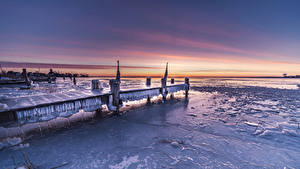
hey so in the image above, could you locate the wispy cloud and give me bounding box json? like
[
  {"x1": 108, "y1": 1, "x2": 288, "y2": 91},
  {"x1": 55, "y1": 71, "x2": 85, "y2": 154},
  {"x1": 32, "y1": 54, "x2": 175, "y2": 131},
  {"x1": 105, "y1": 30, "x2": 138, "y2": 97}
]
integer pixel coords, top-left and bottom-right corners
[{"x1": 0, "y1": 61, "x2": 161, "y2": 70}]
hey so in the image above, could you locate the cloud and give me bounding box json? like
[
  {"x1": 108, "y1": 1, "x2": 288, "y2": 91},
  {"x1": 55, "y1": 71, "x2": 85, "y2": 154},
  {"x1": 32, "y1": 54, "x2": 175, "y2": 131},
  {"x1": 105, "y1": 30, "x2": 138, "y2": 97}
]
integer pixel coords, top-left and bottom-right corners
[{"x1": 0, "y1": 61, "x2": 160, "y2": 70}]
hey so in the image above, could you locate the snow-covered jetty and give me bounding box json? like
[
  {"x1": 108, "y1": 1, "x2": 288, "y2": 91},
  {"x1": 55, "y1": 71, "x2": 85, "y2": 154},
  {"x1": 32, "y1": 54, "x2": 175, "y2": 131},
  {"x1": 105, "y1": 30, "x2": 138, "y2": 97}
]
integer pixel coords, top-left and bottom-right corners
[{"x1": 0, "y1": 62, "x2": 189, "y2": 125}]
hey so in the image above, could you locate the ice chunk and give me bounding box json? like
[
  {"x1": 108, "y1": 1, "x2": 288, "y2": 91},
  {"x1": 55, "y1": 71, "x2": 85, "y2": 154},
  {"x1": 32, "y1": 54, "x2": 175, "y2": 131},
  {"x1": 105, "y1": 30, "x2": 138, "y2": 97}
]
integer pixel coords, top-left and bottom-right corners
[
  {"x1": 171, "y1": 141, "x2": 180, "y2": 148},
  {"x1": 0, "y1": 103, "x2": 8, "y2": 110},
  {"x1": 245, "y1": 121, "x2": 259, "y2": 127},
  {"x1": 0, "y1": 137, "x2": 23, "y2": 150},
  {"x1": 109, "y1": 155, "x2": 139, "y2": 169}
]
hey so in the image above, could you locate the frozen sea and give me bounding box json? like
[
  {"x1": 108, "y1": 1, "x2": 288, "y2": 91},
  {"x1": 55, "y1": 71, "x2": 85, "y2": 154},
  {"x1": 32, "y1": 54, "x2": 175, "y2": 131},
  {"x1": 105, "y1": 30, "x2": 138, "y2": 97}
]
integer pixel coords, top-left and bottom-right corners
[{"x1": 0, "y1": 77, "x2": 300, "y2": 168}]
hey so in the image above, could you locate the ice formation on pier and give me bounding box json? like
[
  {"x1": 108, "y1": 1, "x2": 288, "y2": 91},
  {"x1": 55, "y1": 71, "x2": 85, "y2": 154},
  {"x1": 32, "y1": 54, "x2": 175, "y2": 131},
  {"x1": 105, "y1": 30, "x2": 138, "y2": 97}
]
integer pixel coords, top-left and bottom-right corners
[
  {"x1": 12, "y1": 82, "x2": 186, "y2": 124},
  {"x1": 120, "y1": 88, "x2": 161, "y2": 101},
  {"x1": 166, "y1": 84, "x2": 186, "y2": 93},
  {"x1": 81, "y1": 97, "x2": 103, "y2": 112},
  {"x1": 16, "y1": 97, "x2": 103, "y2": 124},
  {"x1": 120, "y1": 84, "x2": 186, "y2": 102}
]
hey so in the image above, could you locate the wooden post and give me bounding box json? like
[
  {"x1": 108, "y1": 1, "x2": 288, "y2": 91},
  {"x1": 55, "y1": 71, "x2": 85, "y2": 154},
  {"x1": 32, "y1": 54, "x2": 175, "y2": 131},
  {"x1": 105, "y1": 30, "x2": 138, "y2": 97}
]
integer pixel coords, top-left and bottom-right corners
[
  {"x1": 146, "y1": 76, "x2": 151, "y2": 104},
  {"x1": 161, "y1": 63, "x2": 168, "y2": 101},
  {"x1": 109, "y1": 79, "x2": 120, "y2": 111},
  {"x1": 185, "y1": 77, "x2": 190, "y2": 96},
  {"x1": 171, "y1": 78, "x2": 175, "y2": 84},
  {"x1": 116, "y1": 60, "x2": 120, "y2": 82},
  {"x1": 147, "y1": 95, "x2": 151, "y2": 105},
  {"x1": 73, "y1": 75, "x2": 76, "y2": 85},
  {"x1": 48, "y1": 68, "x2": 55, "y2": 83},
  {"x1": 146, "y1": 77, "x2": 151, "y2": 86},
  {"x1": 91, "y1": 80, "x2": 100, "y2": 90},
  {"x1": 22, "y1": 68, "x2": 30, "y2": 86},
  {"x1": 108, "y1": 61, "x2": 121, "y2": 112},
  {"x1": 161, "y1": 77, "x2": 167, "y2": 100}
]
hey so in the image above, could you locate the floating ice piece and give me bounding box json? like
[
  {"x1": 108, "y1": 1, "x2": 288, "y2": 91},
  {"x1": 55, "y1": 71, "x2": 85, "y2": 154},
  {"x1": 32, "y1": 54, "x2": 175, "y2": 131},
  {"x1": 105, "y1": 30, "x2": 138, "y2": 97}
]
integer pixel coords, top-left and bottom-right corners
[
  {"x1": 245, "y1": 121, "x2": 259, "y2": 127},
  {"x1": 171, "y1": 141, "x2": 180, "y2": 148},
  {"x1": 187, "y1": 113, "x2": 197, "y2": 117}
]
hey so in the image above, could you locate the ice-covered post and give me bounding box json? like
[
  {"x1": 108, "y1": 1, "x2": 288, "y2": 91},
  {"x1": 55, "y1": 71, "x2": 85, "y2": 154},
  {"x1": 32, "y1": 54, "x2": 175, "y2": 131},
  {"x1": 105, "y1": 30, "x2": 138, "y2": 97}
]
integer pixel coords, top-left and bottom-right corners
[
  {"x1": 108, "y1": 61, "x2": 121, "y2": 112},
  {"x1": 161, "y1": 78, "x2": 167, "y2": 100},
  {"x1": 185, "y1": 77, "x2": 190, "y2": 96},
  {"x1": 91, "y1": 79, "x2": 100, "y2": 90},
  {"x1": 22, "y1": 68, "x2": 30, "y2": 86},
  {"x1": 146, "y1": 77, "x2": 151, "y2": 86},
  {"x1": 48, "y1": 68, "x2": 55, "y2": 83},
  {"x1": 73, "y1": 75, "x2": 76, "y2": 85},
  {"x1": 171, "y1": 78, "x2": 175, "y2": 84},
  {"x1": 161, "y1": 63, "x2": 168, "y2": 100},
  {"x1": 49, "y1": 68, "x2": 53, "y2": 75},
  {"x1": 109, "y1": 79, "x2": 120, "y2": 109}
]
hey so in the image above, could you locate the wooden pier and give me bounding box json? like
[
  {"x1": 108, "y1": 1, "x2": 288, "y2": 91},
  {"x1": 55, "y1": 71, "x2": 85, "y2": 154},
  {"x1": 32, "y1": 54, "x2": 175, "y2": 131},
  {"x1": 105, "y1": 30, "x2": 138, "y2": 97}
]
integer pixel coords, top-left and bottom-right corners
[{"x1": 0, "y1": 62, "x2": 189, "y2": 125}]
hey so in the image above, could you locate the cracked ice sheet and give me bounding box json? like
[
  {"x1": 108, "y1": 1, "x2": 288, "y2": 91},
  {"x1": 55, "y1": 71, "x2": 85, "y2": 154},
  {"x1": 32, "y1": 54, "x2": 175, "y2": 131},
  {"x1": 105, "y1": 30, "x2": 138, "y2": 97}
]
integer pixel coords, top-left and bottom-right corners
[
  {"x1": 1, "y1": 87, "x2": 300, "y2": 168},
  {"x1": 1, "y1": 78, "x2": 300, "y2": 168}
]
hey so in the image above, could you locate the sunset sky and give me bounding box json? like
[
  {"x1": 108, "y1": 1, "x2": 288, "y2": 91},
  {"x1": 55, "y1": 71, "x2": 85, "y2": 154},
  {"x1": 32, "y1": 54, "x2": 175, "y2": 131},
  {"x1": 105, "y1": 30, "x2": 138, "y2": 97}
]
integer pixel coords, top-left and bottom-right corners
[{"x1": 0, "y1": 0, "x2": 300, "y2": 77}]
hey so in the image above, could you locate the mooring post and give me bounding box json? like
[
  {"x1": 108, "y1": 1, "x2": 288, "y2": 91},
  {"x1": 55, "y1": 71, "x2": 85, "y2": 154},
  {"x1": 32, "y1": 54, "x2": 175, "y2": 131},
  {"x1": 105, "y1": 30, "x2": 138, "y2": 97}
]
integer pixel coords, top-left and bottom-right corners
[
  {"x1": 146, "y1": 77, "x2": 151, "y2": 86},
  {"x1": 108, "y1": 61, "x2": 121, "y2": 112},
  {"x1": 91, "y1": 79, "x2": 100, "y2": 90},
  {"x1": 146, "y1": 77, "x2": 151, "y2": 103},
  {"x1": 185, "y1": 77, "x2": 190, "y2": 96},
  {"x1": 22, "y1": 68, "x2": 30, "y2": 86},
  {"x1": 161, "y1": 63, "x2": 168, "y2": 101},
  {"x1": 109, "y1": 79, "x2": 120, "y2": 111},
  {"x1": 171, "y1": 78, "x2": 175, "y2": 84},
  {"x1": 48, "y1": 68, "x2": 55, "y2": 83},
  {"x1": 161, "y1": 78, "x2": 167, "y2": 100},
  {"x1": 73, "y1": 75, "x2": 76, "y2": 85},
  {"x1": 147, "y1": 95, "x2": 151, "y2": 105}
]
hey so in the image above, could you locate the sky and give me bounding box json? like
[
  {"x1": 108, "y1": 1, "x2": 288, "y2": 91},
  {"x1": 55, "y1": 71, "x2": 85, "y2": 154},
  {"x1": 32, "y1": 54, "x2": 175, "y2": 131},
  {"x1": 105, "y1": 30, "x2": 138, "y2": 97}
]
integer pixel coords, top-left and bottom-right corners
[{"x1": 0, "y1": 0, "x2": 300, "y2": 77}]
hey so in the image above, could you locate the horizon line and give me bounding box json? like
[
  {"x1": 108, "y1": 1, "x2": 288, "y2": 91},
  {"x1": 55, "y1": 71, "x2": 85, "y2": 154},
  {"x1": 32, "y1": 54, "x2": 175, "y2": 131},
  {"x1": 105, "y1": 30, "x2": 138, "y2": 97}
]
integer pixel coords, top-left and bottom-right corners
[{"x1": 0, "y1": 60, "x2": 292, "y2": 78}]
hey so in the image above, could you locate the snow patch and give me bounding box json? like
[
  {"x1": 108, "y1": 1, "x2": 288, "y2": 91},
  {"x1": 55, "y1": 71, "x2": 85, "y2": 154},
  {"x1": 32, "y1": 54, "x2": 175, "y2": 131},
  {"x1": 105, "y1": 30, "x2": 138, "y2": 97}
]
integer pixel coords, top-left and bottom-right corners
[
  {"x1": 0, "y1": 137, "x2": 23, "y2": 150},
  {"x1": 109, "y1": 155, "x2": 139, "y2": 169}
]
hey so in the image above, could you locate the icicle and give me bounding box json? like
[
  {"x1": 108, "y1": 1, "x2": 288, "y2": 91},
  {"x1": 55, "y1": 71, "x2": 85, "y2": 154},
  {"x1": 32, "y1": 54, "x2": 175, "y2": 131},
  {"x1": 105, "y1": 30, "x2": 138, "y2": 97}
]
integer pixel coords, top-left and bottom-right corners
[
  {"x1": 81, "y1": 97, "x2": 102, "y2": 112},
  {"x1": 120, "y1": 88, "x2": 161, "y2": 101},
  {"x1": 16, "y1": 97, "x2": 104, "y2": 124},
  {"x1": 167, "y1": 84, "x2": 185, "y2": 93}
]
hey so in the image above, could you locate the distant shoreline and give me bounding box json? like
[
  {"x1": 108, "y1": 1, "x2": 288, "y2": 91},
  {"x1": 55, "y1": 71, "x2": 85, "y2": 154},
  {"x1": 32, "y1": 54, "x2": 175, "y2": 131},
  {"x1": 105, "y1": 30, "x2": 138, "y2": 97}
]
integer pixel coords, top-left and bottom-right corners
[
  {"x1": 1, "y1": 61, "x2": 299, "y2": 79},
  {"x1": 84, "y1": 76, "x2": 299, "y2": 79}
]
